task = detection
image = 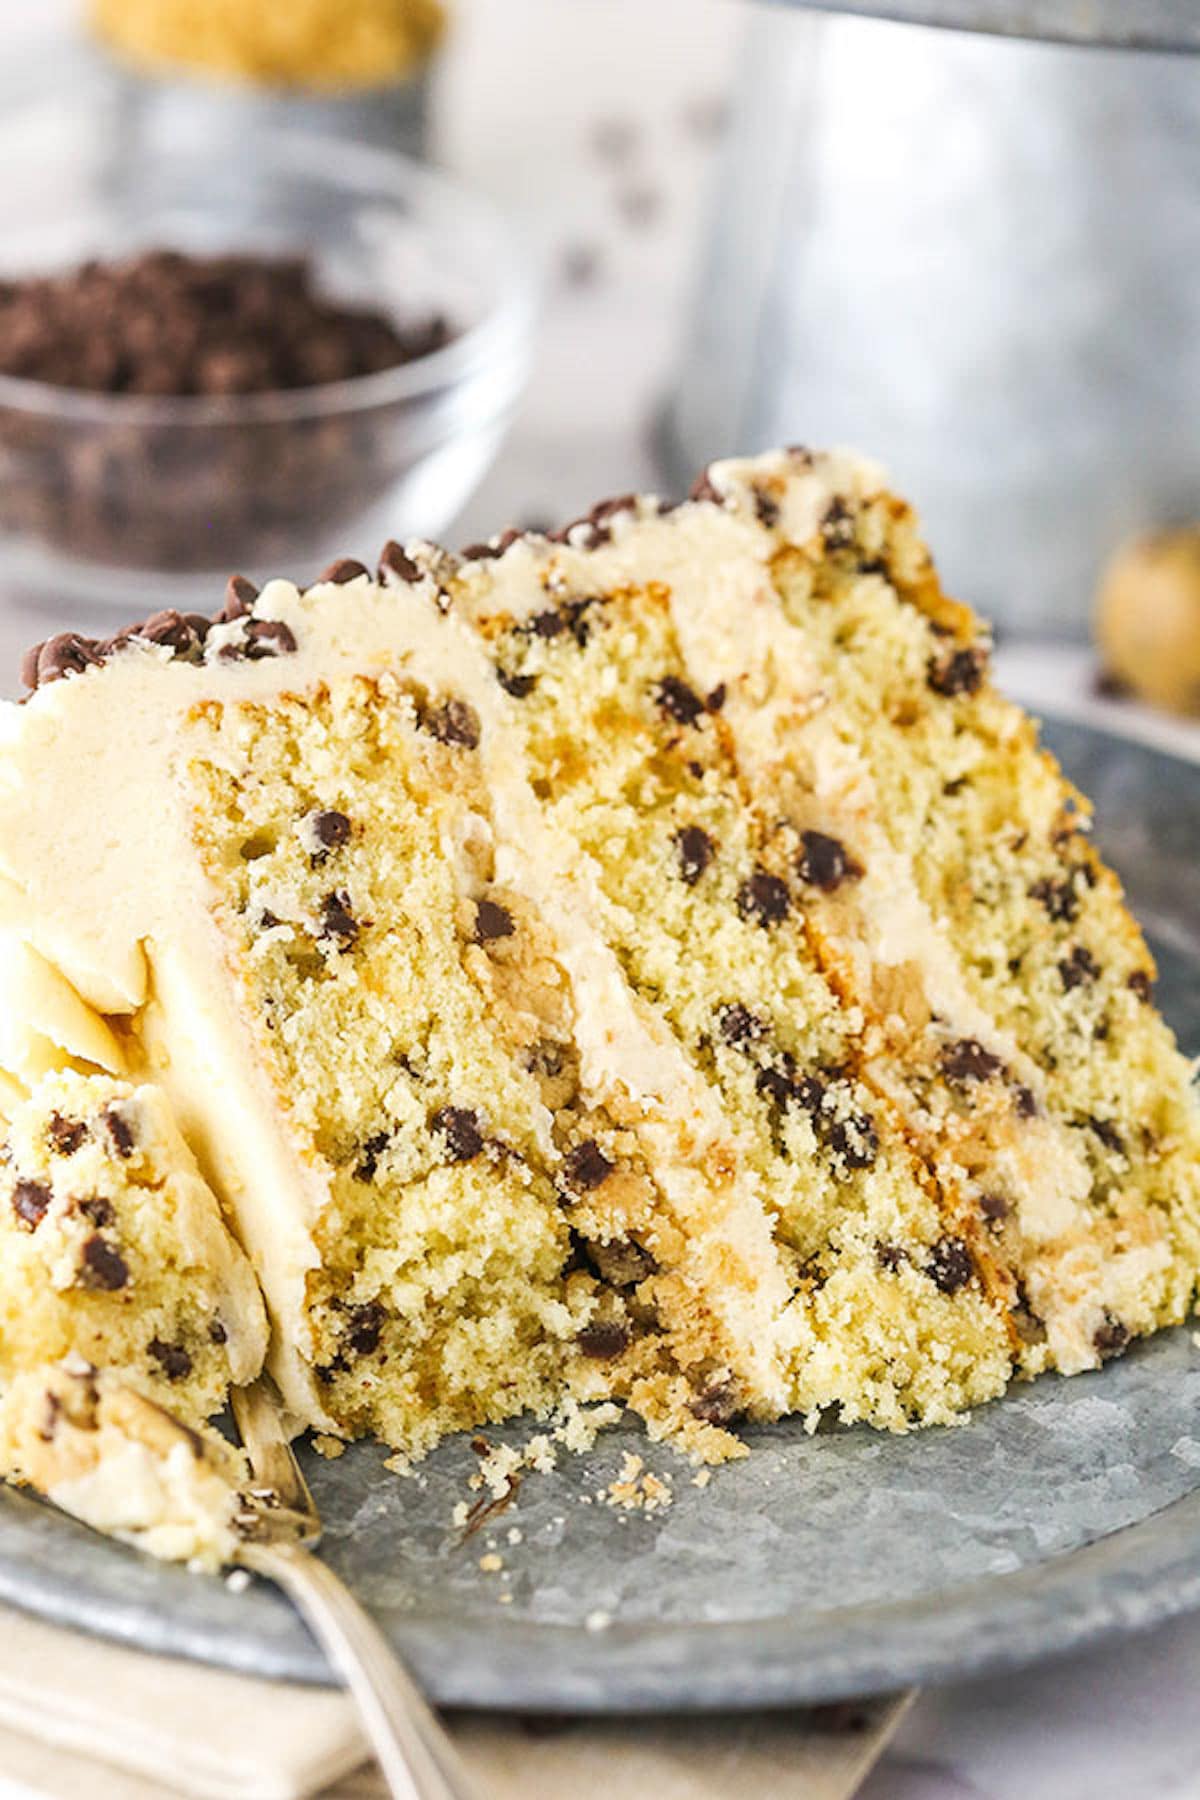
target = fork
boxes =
[231,1375,480,1800]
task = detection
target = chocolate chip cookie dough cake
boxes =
[1,445,1197,1561]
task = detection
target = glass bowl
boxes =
[0,99,534,612]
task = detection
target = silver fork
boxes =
[231,1376,480,1800]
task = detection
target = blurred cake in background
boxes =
[1096,527,1200,718]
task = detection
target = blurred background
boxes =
[1,0,1200,748]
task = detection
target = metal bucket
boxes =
[664,10,1200,636]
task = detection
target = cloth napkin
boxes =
[0,1601,909,1800]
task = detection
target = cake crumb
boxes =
[312,1434,345,1460]
[522,1433,558,1475]
[604,1451,674,1512]
[498,1591,513,1605]
[477,1441,523,1497]
[585,1609,612,1633]
[479,1552,503,1573]
[552,1397,622,1454]
[506,1526,523,1545]
[692,1468,712,1489]
[225,1568,251,1594]
[451,1500,470,1529]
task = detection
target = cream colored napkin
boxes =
[0,1601,909,1800]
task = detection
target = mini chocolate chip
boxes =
[705,683,726,712]
[103,1108,135,1158]
[355,1131,390,1183]
[717,1003,764,1048]
[316,557,370,586]
[654,675,705,726]
[978,1192,1010,1223]
[793,1074,827,1114]
[737,869,790,927]
[209,1319,228,1345]
[1094,1315,1130,1358]
[137,609,207,660]
[80,1235,129,1291]
[377,540,422,584]
[576,1320,630,1359]
[689,1377,742,1426]
[1012,1280,1046,1346]
[12,1179,51,1228]
[753,488,780,527]
[584,1237,658,1288]
[940,1038,1003,1083]
[1060,945,1101,990]
[820,496,856,548]
[309,809,351,855]
[1030,875,1080,923]
[345,1301,386,1356]
[563,597,598,646]
[828,1112,878,1170]
[1089,1116,1124,1154]
[319,890,359,949]
[689,467,722,504]
[244,618,298,659]
[927,645,988,698]
[148,1337,193,1381]
[755,1063,796,1109]
[527,1039,566,1080]
[19,642,42,690]
[1014,1084,1038,1118]
[796,829,863,893]
[531,608,566,639]
[431,1106,485,1162]
[461,528,522,561]
[47,1113,86,1156]
[675,825,714,885]
[927,1236,974,1294]
[1128,970,1154,1002]
[876,1242,909,1272]
[426,697,480,748]
[36,633,107,688]
[553,493,638,549]
[563,1139,614,1191]
[219,574,258,621]
[475,898,515,943]
[496,666,537,698]
[78,1196,114,1227]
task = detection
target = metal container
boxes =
[664,9,1200,636]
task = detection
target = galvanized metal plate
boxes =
[775,2,1200,53]
[0,717,1198,1712]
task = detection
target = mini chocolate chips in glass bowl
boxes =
[0,116,532,610]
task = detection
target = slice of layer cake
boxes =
[0,1072,266,1563]
[0,446,1196,1504]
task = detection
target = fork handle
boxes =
[240,1537,479,1800]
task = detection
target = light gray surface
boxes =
[0,717,1198,1713]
